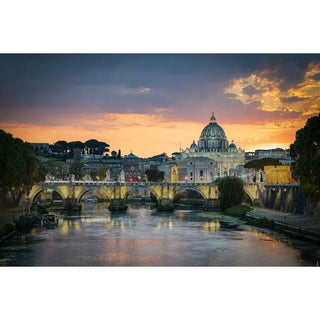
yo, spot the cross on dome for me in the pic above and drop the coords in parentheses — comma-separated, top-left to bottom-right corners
(210, 112, 216, 124)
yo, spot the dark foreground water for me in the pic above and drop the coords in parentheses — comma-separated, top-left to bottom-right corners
(0, 203, 319, 266)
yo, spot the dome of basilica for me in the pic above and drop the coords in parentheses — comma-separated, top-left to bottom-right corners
(198, 112, 229, 151)
(229, 140, 237, 149)
(190, 140, 197, 149)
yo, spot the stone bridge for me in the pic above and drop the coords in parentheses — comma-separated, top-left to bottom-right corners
(26, 180, 261, 211)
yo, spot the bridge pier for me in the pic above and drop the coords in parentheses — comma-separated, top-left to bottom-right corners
(203, 199, 218, 211)
(62, 198, 81, 212)
(157, 199, 174, 212)
(109, 199, 128, 212)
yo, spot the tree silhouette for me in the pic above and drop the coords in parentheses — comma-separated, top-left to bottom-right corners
(290, 114, 320, 201)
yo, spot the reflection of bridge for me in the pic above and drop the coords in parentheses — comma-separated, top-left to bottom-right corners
(27, 180, 261, 211)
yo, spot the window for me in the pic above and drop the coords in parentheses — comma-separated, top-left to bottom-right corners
(190, 172, 193, 176)
(190, 162, 193, 165)
(200, 170, 203, 177)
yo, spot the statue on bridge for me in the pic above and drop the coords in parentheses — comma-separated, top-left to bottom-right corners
(118, 170, 125, 183)
(104, 169, 113, 182)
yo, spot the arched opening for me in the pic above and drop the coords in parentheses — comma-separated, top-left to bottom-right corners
(78, 188, 110, 211)
(173, 189, 205, 207)
(32, 188, 63, 205)
(125, 187, 158, 205)
(78, 188, 99, 203)
(242, 192, 253, 206)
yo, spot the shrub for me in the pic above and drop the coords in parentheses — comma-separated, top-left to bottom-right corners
(217, 177, 245, 211)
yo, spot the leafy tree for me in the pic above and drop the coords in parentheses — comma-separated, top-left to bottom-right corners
(69, 161, 83, 180)
(145, 168, 165, 182)
(290, 114, 320, 201)
(111, 150, 117, 158)
(217, 176, 244, 211)
(85, 139, 110, 155)
(0, 130, 45, 205)
(51, 140, 68, 153)
(43, 158, 66, 179)
(97, 166, 107, 180)
(244, 158, 279, 170)
(90, 171, 98, 181)
(67, 141, 84, 150)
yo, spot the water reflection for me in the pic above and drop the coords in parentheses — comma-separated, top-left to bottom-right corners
(203, 221, 220, 233)
(156, 220, 174, 230)
(0, 203, 319, 266)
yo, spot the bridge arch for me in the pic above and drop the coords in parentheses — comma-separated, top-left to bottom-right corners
(125, 185, 159, 200)
(174, 187, 208, 202)
(77, 187, 101, 203)
(29, 186, 64, 204)
(173, 186, 207, 202)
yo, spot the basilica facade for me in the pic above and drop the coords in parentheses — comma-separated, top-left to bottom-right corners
(165, 112, 246, 183)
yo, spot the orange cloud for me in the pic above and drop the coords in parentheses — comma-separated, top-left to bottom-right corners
(224, 62, 320, 116)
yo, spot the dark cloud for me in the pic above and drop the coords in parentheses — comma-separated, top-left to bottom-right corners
(1, 54, 320, 127)
(242, 85, 259, 97)
(310, 73, 320, 81)
(224, 93, 238, 99)
(280, 96, 307, 103)
(258, 57, 319, 91)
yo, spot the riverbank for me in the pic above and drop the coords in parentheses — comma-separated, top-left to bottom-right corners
(212, 205, 320, 244)
(0, 207, 24, 227)
(249, 207, 320, 234)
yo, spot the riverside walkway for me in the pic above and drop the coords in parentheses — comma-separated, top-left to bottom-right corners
(249, 206, 320, 236)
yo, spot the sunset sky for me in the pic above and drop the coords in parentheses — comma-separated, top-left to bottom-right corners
(1, 54, 320, 157)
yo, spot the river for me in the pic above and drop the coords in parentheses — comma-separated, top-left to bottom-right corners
(0, 202, 319, 266)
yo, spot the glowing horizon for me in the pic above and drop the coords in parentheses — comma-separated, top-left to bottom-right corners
(0, 112, 305, 157)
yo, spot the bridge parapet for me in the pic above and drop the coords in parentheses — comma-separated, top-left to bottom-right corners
(27, 181, 262, 212)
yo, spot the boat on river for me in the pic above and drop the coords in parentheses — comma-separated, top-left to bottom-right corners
(84, 198, 98, 203)
(41, 214, 59, 228)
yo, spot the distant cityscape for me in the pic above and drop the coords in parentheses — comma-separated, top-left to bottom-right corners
(30, 112, 294, 185)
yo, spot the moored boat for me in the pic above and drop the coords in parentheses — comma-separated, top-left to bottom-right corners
(41, 214, 59, 228)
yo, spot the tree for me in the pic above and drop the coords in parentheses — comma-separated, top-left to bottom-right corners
(69, 161, 83, 180)
(67, 141, 84, 151)
(0, 130, 45, 205)
(51, 140, 68, 153)
(244, 158, 279, 170)
(85, 139, 110, 155)
(97, 166, 107, 180)
(90, 171, 98, 181)
(217, 176, 245, 211)
(111, 150, 117, 158)
(117, 149, 122, 159)
(145, 168, 164, 182)
(43, 158, 66, 179)
(290, 114, 320, 201)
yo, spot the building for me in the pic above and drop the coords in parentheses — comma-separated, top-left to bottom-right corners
(264, 165, 297, 184)
(229, 165, 265, 184)
(73, 148, 82, 161)
(158, 163, 179, 183)
(173, 112, 245, 181)
(176, 157, 217, 183)
(123, 151, 142, 181)
(255, 148, 289, 160)
(30, 143, 51, 153)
